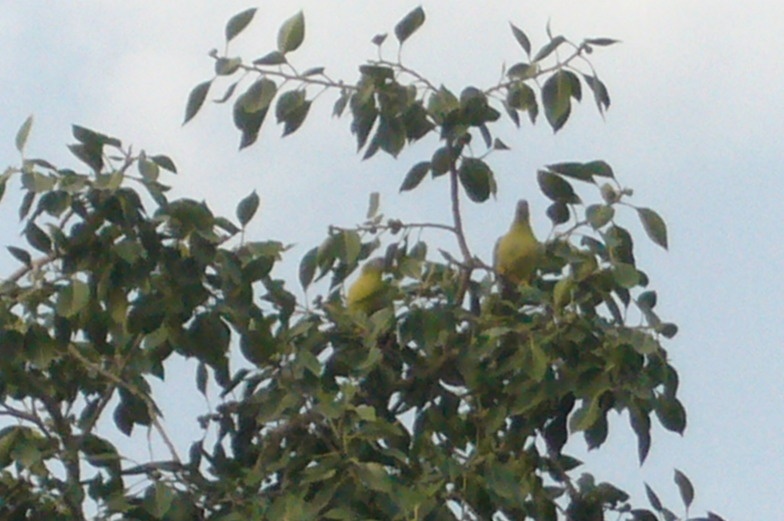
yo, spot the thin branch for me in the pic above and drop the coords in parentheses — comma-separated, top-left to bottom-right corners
(66, 344, 182, 464)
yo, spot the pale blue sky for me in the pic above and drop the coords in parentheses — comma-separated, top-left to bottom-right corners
(2, 2, 783, 519)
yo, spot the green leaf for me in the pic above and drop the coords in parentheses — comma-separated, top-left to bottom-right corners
(366, 192, 380, 219)
(278, 11, 305, 53)
(233, 78, 276, 148)
(7, 246, 31, 267)
(72, 125, 121, 147)
(534, 35, 566, 61)
(150, 155, 177, 173)
(236, 191, 260, 227)
(302, 66, 325, 77)
(275, 90, 311, 136)
(183, 80, 212, 124)
(542, 70, 572, 132)
(509, 22, 531, 55)
(537, 170, 581, 204)
(225, 7, 257, 42)
(644, 483, 663, 512)
(15, 115, 33, 153)
(400, 161, 430, 192)
(585, 37, 619, 46)
(138, 156, 160, 182)
(546, 201, 570, 225)
(57, 280, 90, 318)
(340, 230, 362, 265)
(372, 33, 387, 46)
(215, 57, 242, 76)
(637, 207, 668, 250)
(25, 223, 51, 253)
(394, 6, 425, 44)
(612, 263, 639, 288)
(586, 204, 614, 229)
(630, 510, 658, 521)
(299, 247, 318, 290)
(546, 162, 594, 181)
(506, 82, 536, 113)
(253, 51, 287, 66)
(196, 362, 208, 395)
(583, 74, 611, 114)
(458, 158, 493, 202)
(673, 469, 694, 508)
(656, 396, 687, 434)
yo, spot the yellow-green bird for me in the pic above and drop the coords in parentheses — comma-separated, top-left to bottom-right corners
(494, 199, 539, 289)
(346, 257, 387, 315)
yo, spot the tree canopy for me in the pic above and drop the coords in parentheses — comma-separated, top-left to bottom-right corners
(0, 6, 726, 521)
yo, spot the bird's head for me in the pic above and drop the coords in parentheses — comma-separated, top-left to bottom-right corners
(361, 257, 387, 274)
(514, 199, 530, 223)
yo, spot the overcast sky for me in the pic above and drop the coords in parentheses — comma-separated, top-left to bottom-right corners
(2, 2, 783, 519)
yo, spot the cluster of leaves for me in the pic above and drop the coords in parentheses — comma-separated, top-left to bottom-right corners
(0, 7, 727, 521)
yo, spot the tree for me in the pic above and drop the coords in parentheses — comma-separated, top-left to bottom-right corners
(0, 6, 726, 521)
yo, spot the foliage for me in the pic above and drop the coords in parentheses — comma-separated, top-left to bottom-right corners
(0, 7, 725, 521)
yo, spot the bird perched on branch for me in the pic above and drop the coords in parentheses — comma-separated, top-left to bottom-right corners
(346, 257, 388, 315)
(494, 199, 540, 294)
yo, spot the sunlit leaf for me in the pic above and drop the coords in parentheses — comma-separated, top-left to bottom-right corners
(278, 11, 305, 53)
(15, 115, 33, 153)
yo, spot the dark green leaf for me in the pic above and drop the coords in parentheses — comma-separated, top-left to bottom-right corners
(542, 71, 572, 132)
(583, 74, 611, 113)
(509, 23, 531, 55)
(299, 247, 318, 290)
(253, 51, 287, 66)
(150, 155, 177, 173)
(7, 246, 31, 267)
(630, 406, 651, 465)
(19, 191, 35, 220)
(225, 8, 257, 42)
(534, 35, 566, 61)
(15, 115, 33, 153)
(493, 138, 510, 150)
(656, 395, 687, 434)
(585, 37, 619, 46)
(644, 483, 663, 512)
(630, 509, 658, 521)
(458, 158, 493, 202)
(657, 323, 678, 338)
(25, 223, 51, 253)
(236, 191, 260, 227)
(673, 469, 695, 508)
(638, 290, 657, 310)
(184, 80, 212, 124)
(431, 146, 453, 176)
(537, 170, 581, 204)
(278, 11, 305, 53)
(72, 125, 121, 147)
(372, 33, 387, 46)
(546, 162, 593, 181)
(637, 207, 668, 250)
(196, 363, 208, 395)
(400, 161, 430, 192)
(547, 201, 570, 225)
(275, 91, 311, 136)
(394, 6, 425, 44)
